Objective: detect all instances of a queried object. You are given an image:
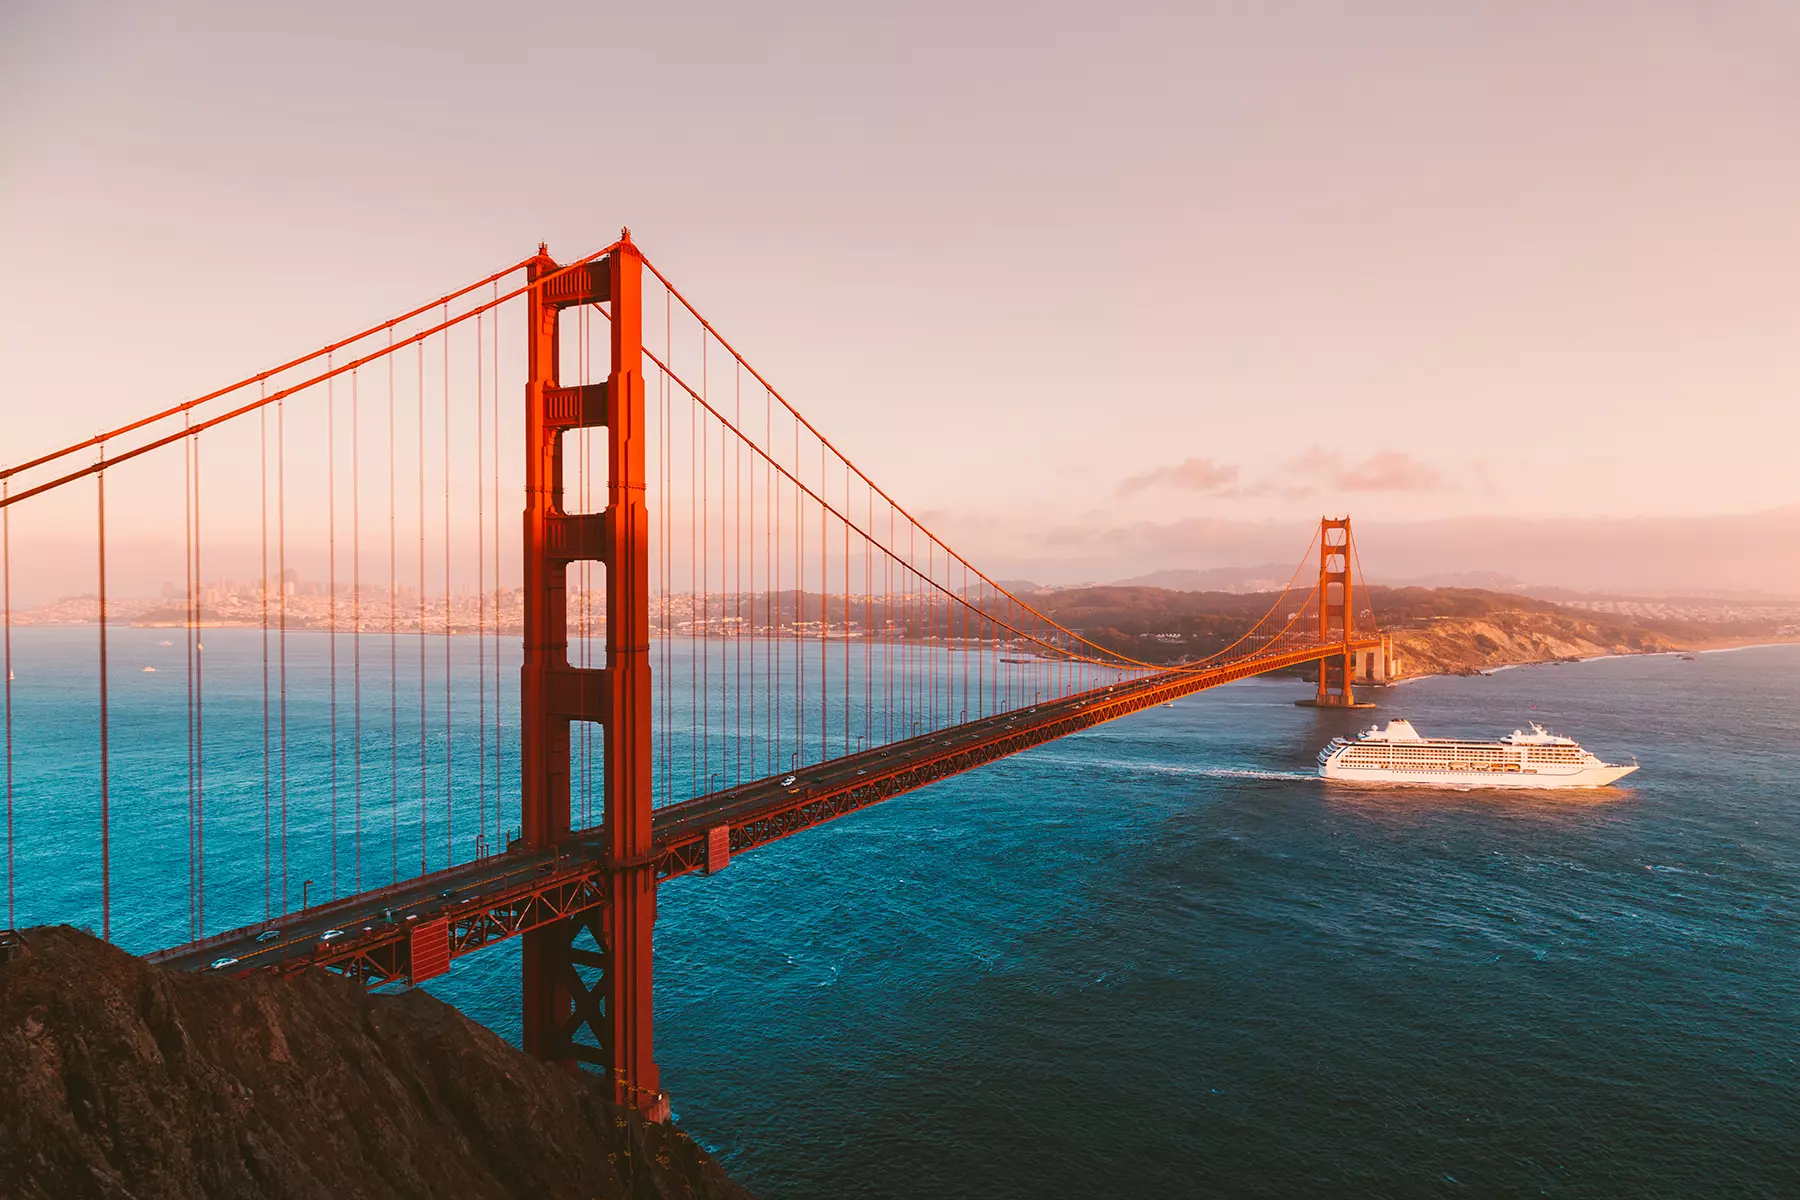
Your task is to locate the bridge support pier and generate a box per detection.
[520,233,666,1119]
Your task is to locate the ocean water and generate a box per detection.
[448,645,1800,1198]
[6,638,1799,1196]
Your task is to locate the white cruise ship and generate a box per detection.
[1317,719,1637,788]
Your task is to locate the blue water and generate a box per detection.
[441,646,1800,1197]
[6,638,1799,1196]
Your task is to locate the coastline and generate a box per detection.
[1388,634,1800,685]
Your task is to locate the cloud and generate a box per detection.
[1248,447,1447,497]
[1116,449,1450,503]
[1333,450,1446,492]
[1116,456,1240,496]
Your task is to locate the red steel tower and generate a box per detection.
[519,233,666,1118]
[1313,516,1358,707]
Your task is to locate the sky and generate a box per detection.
[4,1,1799,592]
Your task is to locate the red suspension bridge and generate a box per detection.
[0,232,1385,1119]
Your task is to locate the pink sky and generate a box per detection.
[4,2,1798,592]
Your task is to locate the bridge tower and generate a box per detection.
[1312,516,1361,707]
[520,232,666,1118]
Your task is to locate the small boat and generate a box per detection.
[142,666,157,673]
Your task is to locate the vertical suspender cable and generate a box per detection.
[717,391,724,787]
[818,440,826,761]
[476,313,486,852]
[278,397,288,913]
[840,460,846,752]
[765,383,773,777]
[490,289,501,843]
[417,339,427,874]
[667,303,674,804]
[389,330,399,882]
[717,405,725,786]
[690,355,697,793]
[96,450,110,942]
[926,539,934,729]
[735,364,742,787]
[260,394,270,920]
[2,477,11,930]
[658,348,667,804]
[799,417,806,766]
[193,433,204,934]
[443,305,452,864]
[184,425,195,933]
[328,361,338,897]
[889,500,894,737]
[844,462,850,753]
[442,305,453,859]
[865,480,872,750]
[353,368,362,890]
[701,338,709,790]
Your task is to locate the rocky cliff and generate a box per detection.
[1388,611,1677,678]
[0,926,750,1200]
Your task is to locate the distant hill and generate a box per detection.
[1118,564,1538,594]
[1385,570,1527,591]
[1112,564,1297,592]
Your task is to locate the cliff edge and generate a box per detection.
[0,926,750,1200]
[1388,611,1677,678]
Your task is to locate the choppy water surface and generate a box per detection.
[10,641,1800,1196]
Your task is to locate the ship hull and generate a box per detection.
[1320,763,1637,789]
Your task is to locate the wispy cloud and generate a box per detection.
[1332,450,1446,492]
[1116,456,1241,496]
[1118,448,1446,500]
[1256,447,1448,497]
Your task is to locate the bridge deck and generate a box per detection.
[151,639,1380,983]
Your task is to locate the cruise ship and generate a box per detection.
[1317,719,1637,788]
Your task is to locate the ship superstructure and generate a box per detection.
[1317,719,1636,788]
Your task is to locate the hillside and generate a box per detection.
[0,926,750,1200]
[1386,611,1678,677]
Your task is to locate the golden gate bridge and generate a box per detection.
[0,231,1384,1119]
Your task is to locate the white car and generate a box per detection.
[781,775,797,787]
[319,929,346,942]
[208,957,239,971]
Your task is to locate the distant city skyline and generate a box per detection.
[5,3,1798,593]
